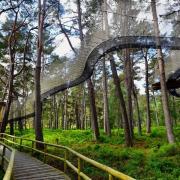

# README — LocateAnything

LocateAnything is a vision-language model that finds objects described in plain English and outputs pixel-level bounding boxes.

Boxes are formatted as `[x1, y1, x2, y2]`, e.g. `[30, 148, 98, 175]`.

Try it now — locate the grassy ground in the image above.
[12, 126, 180, 180]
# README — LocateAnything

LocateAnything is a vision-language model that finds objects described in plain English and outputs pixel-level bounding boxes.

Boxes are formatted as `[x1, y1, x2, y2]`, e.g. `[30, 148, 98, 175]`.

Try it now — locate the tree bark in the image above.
[144, 50, 151, 133]
[80, 85, 86, 129]
[1, 11, 18, 133]
[102, 57, 111, 135]
[87, 79, 100, 140]
[75, 99, 80, 129]
[124, 49, 134, 138]
[35, 0, 46, 148]
[61, 95, 65, 129]
[151, 0, 175, 143]
[76, 0, 99, 139]
[64, 90, 68, 130]
[152, 90, 160, 126]
[133, 87, 142, 135]
[110, 56, 133, 147]
[1, 64, 14, 133]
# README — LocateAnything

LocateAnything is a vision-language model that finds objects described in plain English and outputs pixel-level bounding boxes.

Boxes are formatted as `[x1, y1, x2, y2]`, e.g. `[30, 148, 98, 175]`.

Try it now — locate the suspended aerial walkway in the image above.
[5, 35, 180, 126]
[0, 133, 134, 180]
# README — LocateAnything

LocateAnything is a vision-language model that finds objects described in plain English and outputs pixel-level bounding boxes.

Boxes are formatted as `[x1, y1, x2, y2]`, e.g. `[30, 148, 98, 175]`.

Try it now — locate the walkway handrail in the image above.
[0, 141, 15, 180]
[0, 133, 135, 180]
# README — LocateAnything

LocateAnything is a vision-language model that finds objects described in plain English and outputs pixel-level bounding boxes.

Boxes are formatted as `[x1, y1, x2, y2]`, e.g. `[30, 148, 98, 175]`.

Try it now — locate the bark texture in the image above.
[151, 0, 175, 143]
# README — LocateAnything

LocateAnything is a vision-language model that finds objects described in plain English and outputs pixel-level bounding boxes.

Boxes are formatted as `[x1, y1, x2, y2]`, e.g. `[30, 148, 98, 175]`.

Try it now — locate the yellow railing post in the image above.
[109, 174, 113, 180]
[78, 157, 81, 180]
[64, 149, 68, 172]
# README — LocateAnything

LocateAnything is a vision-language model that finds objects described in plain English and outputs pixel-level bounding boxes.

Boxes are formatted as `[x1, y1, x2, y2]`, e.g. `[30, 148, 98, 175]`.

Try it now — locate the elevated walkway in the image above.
[0, 133, 135, 180]
[0, 143, 69, 180]
[13, 151, 69, 180]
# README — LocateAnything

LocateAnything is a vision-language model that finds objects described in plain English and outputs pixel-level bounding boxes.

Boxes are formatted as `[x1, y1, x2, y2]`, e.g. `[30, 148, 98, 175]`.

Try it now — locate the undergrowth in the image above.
[9, 126, 180, 179]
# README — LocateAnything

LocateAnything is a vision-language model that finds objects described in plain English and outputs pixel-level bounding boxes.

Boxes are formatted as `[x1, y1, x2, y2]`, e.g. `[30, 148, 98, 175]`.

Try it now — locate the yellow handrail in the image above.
[0, 133, 135, 180]
[0, 141, 15, 180]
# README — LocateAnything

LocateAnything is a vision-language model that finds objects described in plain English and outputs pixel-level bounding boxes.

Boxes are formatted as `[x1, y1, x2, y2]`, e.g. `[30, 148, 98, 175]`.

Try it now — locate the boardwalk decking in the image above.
[2, 147, 70, 180]
[13, 151, 70, 180]
[0, 134, 135, 180]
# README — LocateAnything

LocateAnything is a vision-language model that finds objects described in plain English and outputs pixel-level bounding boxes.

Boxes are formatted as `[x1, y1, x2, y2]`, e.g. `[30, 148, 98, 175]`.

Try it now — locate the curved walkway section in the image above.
[41, 36, 180, 99]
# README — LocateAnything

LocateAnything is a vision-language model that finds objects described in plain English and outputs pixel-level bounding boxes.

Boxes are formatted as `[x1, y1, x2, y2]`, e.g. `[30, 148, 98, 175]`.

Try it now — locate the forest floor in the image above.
[12, 126, 180, 180]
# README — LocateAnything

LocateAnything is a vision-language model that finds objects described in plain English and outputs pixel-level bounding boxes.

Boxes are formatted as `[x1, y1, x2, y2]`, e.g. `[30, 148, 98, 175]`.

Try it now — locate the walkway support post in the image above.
[78, 157, 81, 180]
[43, 144, 47, 163]
[19, 138, 22, 151]
[64, 149, 68, 172]
[31, 141, 34, 155]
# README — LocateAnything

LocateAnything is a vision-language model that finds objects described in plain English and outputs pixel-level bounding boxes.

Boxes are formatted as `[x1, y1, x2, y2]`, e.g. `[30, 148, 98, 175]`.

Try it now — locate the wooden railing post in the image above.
[1, 134, 4, 142]
[78, 157, 81, 180]
[43, 144, 47, 163]
[64, 149, 68, 172]
[109, 174, 113, 180]
[31, 141, 34, 155]
[12, 137, 15, 144]
[19, 138, 22, 151]
[1, 146, 5, 169]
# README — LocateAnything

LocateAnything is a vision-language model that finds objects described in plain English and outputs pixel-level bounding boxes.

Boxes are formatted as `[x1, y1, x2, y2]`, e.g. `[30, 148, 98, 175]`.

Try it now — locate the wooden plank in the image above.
[12, 151, 70, 180]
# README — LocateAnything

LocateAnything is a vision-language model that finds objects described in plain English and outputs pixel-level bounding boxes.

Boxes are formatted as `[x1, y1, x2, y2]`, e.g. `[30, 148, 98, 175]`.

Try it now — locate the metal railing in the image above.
[0, 141, 15, 180]
[0, 133, 135, 180]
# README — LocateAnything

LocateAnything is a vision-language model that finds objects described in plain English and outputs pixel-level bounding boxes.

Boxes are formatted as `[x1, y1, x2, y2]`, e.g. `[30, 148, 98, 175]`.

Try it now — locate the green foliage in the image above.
[13, 126, 180, 179]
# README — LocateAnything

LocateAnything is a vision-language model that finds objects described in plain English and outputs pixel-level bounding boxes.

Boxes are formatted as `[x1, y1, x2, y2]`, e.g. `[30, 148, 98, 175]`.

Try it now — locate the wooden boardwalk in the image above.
[1, 134, 135, 180]
[5, 149, 70, 180]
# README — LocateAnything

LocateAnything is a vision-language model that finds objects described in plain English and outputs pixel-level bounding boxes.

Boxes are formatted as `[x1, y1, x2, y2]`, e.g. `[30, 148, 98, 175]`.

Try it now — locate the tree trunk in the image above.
[76, 0, 99, 139]
[124, 49, 134, 138]
[80, 85, 86, 129]
[1, 64, 14, 133]
[17, 101, 23, 132]
[152, 90, 160, 126]
[53, 95, 58, 129]
[151, 0, 175, 143]
[133, 87, 142, 135]
[77, 0, 83, 41]
[61, 96, 64, 129]
[102, 57, 111, 135]
[75, 99, 80, 129]
[110, 56, 133, 147]
[64, 90, 68, 130]
[144, 50, 151, 133]
[87, 79, 100, 140]
[1, 11, 18, 133]
[35, 0, 46, 148]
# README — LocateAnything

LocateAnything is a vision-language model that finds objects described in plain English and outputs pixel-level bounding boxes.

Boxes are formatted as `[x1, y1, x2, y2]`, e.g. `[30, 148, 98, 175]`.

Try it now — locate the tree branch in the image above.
[14, 27, 36, 78]
[57, 2, 77, 55]
[160, 9, 180, 17]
